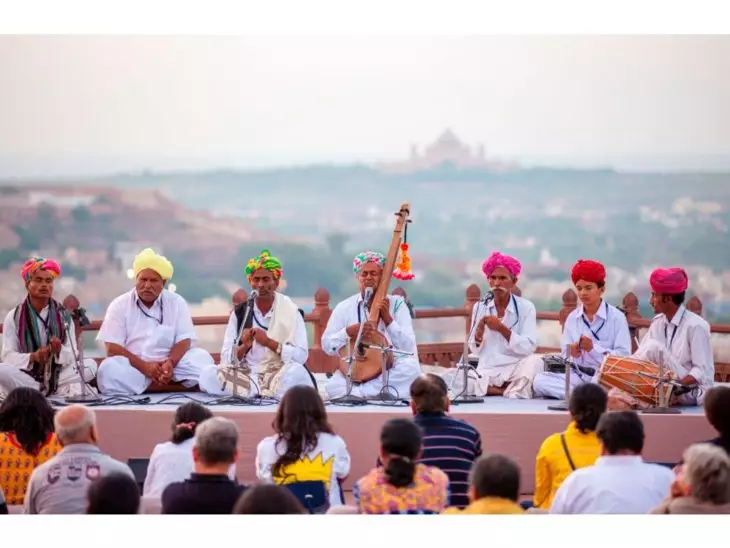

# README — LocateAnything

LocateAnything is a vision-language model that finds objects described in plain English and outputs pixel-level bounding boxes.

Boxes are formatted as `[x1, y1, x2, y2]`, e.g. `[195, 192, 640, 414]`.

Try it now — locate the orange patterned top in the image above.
[0, 432, 62, 505]
[354, 463, 450, 514]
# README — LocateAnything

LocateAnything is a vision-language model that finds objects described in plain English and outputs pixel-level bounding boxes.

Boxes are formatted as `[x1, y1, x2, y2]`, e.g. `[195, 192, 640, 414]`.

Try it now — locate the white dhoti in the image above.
[97, 348, 218, 395]
[325, 357, 421, 400]
[439, 354, 545, 399]
[0, 360, 98, 398]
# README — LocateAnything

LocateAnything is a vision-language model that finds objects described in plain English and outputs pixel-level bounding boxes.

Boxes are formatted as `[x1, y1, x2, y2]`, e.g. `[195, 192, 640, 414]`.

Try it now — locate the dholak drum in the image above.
[596, 355, 675, 407]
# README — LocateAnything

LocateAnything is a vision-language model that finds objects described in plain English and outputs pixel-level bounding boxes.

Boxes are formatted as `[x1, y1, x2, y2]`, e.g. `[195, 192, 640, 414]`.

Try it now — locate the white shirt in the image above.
[638, 304, 714, 388]
[550, 455, 674, 514]
[255, 432, 351, 505]
[1, 305, 79, 370]
[561, 300, 632, 370]
[468, 293, 538, 369]
[321, 293, 417, 357]
[219, 294, 309, 374]
[142, 438, 236, 497]
[96, 289, 197, 356]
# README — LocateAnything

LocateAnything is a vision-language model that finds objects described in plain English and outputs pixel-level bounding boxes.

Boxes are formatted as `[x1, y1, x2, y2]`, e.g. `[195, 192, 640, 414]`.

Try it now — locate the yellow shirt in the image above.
[533, 421, 601, 509]
[444, 496, 524, 514]
[0, 431, 62, 505]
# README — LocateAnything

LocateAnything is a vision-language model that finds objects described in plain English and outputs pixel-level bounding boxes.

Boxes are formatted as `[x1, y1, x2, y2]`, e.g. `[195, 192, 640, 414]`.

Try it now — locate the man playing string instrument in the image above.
[323, 251, 421, 400]
[533, 259, 631, 399]
[0, 257, 97, 397]
[609, 267, 714, 408]
[96, 248, 220, 395]
[216, 250, 314, 398]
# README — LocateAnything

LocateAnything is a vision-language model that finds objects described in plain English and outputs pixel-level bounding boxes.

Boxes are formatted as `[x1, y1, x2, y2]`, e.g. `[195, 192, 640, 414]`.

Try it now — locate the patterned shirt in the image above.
[0, 432, 62, 505]
[354, 463, 449, 514]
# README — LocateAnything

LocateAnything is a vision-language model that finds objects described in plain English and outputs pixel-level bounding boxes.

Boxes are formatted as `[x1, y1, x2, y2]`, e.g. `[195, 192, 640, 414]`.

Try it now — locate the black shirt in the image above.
[162, 473, 246, 514]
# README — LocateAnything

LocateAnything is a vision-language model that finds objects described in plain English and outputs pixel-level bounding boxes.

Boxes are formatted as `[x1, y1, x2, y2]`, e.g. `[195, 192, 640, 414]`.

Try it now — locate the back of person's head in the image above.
[569, 383, 608, 433]
[704, 386, 730, 437]
[596, 410, 644, 455]
[171, 402, 213, 444]
[233, 484, 306, 514]
[272, 385, 333, 477]
[380, 418, 423, 488]
[0, 387, 55, 455]
[54, 405, 97, 446]
[86, 473, 141, 514]
[681, 443, 730, 505]
[469, 454, 521, 502]
[194, 416, 239, 466]
[410, 374, 449, 414]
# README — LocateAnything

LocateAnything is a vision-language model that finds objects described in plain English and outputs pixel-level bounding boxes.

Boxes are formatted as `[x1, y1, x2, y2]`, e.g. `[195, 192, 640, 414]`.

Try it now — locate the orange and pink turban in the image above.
[21, 257, 61, 282]
[650, 267, 688, 294]
[571, 259, 606, 285]
[481, 251, 521, 278]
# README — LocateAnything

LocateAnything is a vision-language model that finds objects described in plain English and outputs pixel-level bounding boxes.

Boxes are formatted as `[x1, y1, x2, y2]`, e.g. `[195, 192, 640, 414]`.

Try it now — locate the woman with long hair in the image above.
[256, 385, 350, 506]
[0, 387, 61, 505]
[533, 382, 608, 509]
[143, 401, 235, 497]
[354, 418, 449, 514]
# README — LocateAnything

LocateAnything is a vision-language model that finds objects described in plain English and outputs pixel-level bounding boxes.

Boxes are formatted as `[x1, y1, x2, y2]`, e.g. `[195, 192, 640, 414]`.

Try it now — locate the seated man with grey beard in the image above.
[161, 417, 247, 514]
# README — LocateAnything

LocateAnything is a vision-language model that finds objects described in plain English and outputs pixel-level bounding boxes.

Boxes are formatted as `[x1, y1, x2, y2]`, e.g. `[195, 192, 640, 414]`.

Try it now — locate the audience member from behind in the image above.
[0, 387, 63, 506]
[550, 410, 673, 514]
[651, 443, 730, 514]
[703, 386, 730, 456]
[354, 418, 449, 514]
[143, 402, 235, 497]
[256, 385, 350, 506]
[233, 484, 306, 514]
[24, 405, 135, 514]
[445, 454, 524, 514]
[162, 417, 245, 514]
[87, 473, 141, 514]
[534, 383, 608, 509]
[408, 374, 481, 508]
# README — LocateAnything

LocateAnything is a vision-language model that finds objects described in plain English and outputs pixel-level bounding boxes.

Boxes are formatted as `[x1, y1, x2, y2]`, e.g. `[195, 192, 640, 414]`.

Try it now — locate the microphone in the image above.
[363, 286, 373, 305]
[248, 289, 259, 302]
[482, 289, 495, 304]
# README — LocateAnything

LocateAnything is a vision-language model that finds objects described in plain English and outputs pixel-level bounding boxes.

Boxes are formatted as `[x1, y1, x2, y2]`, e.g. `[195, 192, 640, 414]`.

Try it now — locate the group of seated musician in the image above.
[0, 245, 717, 409]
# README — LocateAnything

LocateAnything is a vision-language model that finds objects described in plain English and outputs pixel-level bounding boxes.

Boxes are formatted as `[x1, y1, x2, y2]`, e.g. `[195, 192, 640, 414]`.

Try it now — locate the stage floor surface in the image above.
[61, 388, 713, 495]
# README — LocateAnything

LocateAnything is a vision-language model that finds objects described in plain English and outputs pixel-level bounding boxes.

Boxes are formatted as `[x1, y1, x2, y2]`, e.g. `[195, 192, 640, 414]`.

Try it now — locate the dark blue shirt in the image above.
[413, 412, 482, 508]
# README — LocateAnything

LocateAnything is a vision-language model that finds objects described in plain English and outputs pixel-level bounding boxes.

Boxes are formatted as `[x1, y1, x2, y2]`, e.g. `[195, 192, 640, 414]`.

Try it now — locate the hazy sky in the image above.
[1, 35, 729, 177]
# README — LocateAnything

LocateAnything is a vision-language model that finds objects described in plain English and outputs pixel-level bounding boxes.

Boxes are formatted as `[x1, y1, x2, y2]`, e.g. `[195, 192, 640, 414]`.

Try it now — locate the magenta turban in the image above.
[481, 251, 522, 278]
[650, 267, 688, 294]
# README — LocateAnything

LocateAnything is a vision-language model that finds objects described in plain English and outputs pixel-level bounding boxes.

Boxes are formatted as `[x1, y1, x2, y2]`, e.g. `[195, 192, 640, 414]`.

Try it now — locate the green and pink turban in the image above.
[21, 257, 61, 282]
[353, 251, 386, 275]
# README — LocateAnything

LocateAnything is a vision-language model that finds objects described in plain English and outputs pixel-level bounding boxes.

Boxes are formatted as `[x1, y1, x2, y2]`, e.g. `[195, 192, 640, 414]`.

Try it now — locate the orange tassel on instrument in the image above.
[393, 242, 415, 280]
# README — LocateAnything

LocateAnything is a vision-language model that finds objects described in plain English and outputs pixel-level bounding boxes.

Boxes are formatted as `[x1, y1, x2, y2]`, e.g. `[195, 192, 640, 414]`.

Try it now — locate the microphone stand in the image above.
[330, 315, 368, 405]
[62, 311, 101, 404]
[362, 343, 412, 403]
[219, 293, 258, 405]
[547, 358, 572, 412]
[450, 299, 487, 405]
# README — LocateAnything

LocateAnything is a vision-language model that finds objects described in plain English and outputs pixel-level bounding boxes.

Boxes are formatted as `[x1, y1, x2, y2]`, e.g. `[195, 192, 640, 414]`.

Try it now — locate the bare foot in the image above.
[486, 384, 506, 396]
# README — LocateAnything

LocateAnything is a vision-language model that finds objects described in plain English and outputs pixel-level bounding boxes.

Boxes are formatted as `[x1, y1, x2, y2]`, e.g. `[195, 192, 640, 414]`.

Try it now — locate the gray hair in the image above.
[194, 417, 239, 465]
[54, 405, 96, 445]
[682, 443, 730, 504]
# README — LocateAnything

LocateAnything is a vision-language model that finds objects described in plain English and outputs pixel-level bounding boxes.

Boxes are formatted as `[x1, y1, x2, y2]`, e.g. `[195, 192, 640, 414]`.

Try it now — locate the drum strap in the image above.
[560, 433, 576, 471]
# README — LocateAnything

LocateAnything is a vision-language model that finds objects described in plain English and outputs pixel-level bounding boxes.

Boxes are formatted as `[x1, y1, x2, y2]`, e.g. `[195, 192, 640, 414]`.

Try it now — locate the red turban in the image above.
[650, 267, 688, 294]
[571, 259, 606, 285]
[481, 251, 521, 278]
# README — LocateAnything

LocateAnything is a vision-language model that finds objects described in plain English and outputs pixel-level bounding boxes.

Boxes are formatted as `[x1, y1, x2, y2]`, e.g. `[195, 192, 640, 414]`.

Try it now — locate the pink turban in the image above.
[481, 251, 521, 278]
[21, 257, 61, 282]
[650, 267, 688, 294]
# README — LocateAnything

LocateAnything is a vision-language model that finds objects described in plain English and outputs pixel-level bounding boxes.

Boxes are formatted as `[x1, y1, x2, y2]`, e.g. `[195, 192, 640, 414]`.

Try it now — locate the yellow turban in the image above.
[133, 248, 174, 280]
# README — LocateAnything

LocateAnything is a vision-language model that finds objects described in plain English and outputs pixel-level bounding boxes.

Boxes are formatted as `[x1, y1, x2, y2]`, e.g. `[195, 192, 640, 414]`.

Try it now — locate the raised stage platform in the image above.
[55, 389, 715, 495]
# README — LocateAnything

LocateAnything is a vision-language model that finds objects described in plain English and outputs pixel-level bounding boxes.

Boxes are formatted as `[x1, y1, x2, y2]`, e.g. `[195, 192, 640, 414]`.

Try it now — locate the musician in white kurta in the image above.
[323, 251, 420, 400]
[534, 260, 632, 399]
[216, 250, 314, 398]
[96, 248, 219, 395]
[0, 257, 96, 397]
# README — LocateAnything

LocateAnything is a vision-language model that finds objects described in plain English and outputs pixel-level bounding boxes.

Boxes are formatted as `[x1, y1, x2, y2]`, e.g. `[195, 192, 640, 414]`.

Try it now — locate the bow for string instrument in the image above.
[341, 202, 412, 384]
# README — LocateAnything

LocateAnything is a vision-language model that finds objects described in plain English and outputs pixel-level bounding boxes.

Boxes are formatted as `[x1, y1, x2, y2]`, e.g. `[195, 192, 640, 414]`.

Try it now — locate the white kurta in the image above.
[533, 300, 632, 399]
[322, 293, 420, 400]
[0, 306, 97, 397]
[631, 304, 714, 405]
[95, 289, 218, 395]
[216, 293, 314, 398]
